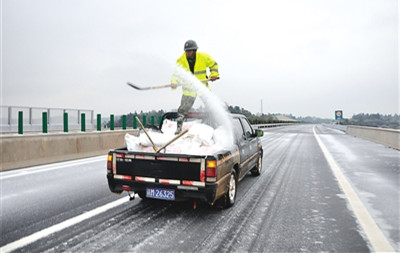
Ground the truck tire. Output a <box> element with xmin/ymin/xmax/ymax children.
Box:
<box><xmin>107</xmin><ymin>180</ymin><xmax>122</xmax><ymax>194</ymax></box>
<box><xmin>251</xmin><ymin>154</ymin><xmax>262</xmax><ymax>177</ymax></box>
<box><xmin>222</xmin><ymin>170</ymin><xmax>237</xmax><ymax>208</ymax></box>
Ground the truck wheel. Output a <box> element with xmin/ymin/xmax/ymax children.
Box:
<box><xmin>251</xmin><ymin>154</ymin><xmax>262</xmax><ymax>177</ymax></box>
<box><xmin>223</xmin><ymin>170</ymin><xmax>237</xmax><ymax>208</ymax></box>
<box><xmin>107</xmin><ymin>181</ymin><xmax>122</xmax><ymax>194</ymax></box>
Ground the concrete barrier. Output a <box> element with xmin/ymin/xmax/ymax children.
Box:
<box><xmin>347</xmin><ymin>126</ymin><xmax>400</xmax><ymax>150</ymax></box>
<box><xmin>323</xmin><ymin>124</ymin><xmax>347</xmax><ymax>132</ymax></box>
<box><xmin>2</xmin><ymin>125</ymin><xmax>397</xmax><ymax>171</ymax></box>
<box><xmin>0</xmin><ymin>130</ymin><xmax>138</xmax><ymax>171</ymax></box>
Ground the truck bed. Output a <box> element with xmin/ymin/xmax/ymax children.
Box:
<box><xmin>111</xmin><ymin>147</ymin><xmax>206</xmax><ymax>182</ymax></box>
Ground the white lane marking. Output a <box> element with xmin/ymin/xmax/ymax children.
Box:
<box><xmin>1</xmin><ymin>156</ymin><xmax>106</xmax><ymax>180</ymax></box>
<box><xmin>0</xmin><ymin>197</ymin><xmax>129</xmax><ymax>253</ymax></box>
<box><xmin>313</xmin><ymin>126</ymin><xmax>394</xmax><ymax>252</ymax></box>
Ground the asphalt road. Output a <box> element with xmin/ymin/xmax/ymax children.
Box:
<box><xmin>1</xmin><ymin>124</ymin><xmax>398</xmax><ymax>252</ymax></box>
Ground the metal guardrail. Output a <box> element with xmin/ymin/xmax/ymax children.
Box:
<box><xmin>1</xmin><ymin>105</ymin><xmax>95</xmax><ymax>133</ymax></box>
<box><xmin>252</xmin><ymin>123</ymin><xmax>296</xmax><ymax>129</ymax></box>
<box><xmin>1</xmin><ymin>105</ymin><xmax>297</xmax><ymax>135</ymax></box>
<box><xmin>0</xmin><ymin>106</ymin><xmax>162</xmax><ymax>135</ymax></box>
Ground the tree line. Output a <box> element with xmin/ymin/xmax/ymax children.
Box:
<box><xmin>341</xmin><ymin>113</ymin><xmax>399</xmax><ymax>129</ymax></box>
<box><xmin>109</xmin><ymin>106</ymin><xmax>294</xmax><ymax>128</ymax></box>
<box><xmin>108</xmin><ymin>107</ymin><xmax>399</xmax><ymax>129</ymax></box>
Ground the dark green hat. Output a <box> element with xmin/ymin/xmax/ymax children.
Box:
<box><xmin>184</xmin><ymin>40</ymin><xmax>198</xmax><ymax>51</ymax></box>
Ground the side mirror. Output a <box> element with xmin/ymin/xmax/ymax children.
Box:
<box><xmin>255</xmin><ymin>129</ymin><xmax>264</xmax><ymax>137</ymax></box>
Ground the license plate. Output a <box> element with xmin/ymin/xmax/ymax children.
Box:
<box><xmin>146</xmin><ymin>188</ymin><xmax>175</xmax><ymax>201</ymax></box>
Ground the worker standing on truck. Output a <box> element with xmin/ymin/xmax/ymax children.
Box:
<box><xmin>171</xmin><ymin>40</ymin><xmax>219</xmax><ymax>134</ymax></box>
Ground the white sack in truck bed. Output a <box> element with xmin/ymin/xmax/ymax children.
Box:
<box><xmin>125</xmin><ymin>119</ymin><xmax>231</xmax><ymax>155</ymax></box>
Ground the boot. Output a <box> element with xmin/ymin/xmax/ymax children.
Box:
<box><xmin>175</xmin><ymin>121</ymin><xmax>183</xmax><ymax>135</ymax></box>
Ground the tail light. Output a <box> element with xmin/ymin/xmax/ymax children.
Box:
<box><xmin>206</xmin><ymin>160</ymin><xmax>217</xmax><ymax>179</ymax></box>
<box><xmin>107</xmin><ymin>154</ymin><xmax>113</xmax><ymax>173</ymax></box>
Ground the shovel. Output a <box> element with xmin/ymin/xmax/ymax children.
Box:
<box><xmin>127</xmin><ymin>77</ymin><xmax>219</xmax><ymax>90</ymax></box>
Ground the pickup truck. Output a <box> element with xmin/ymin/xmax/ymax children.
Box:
<box><xmin>106</xmin><ymin>112</ymin><xmax>264</xmax><ymax>208</ymax></box>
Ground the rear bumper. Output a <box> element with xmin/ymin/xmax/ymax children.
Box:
<box><xmin>107</xmin><ymin>174</ymin><xmax>218</xmax><ymax>203</ymax></box>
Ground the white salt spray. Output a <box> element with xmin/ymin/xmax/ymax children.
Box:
<box><xmin>125</xmin><ymin>64</ymin><xmax>235</xmax><ymax>154</ymax></box>
<box><xmin>172</xmin><ymin>65</ymin><xmax>234</xmax><ymax>148</ymax></box>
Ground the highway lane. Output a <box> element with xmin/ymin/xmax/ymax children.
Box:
<box><xmin>0</xmin><ymin>156</ymin><xmax>122</xmax><ymax>246</ymax></box>
<box><xmin>0</xmin><ymin>124</ymin><xmax>398</xmax><ymax>252</ymax></box>
<box><xmin>316</xmin><ymin>125</ymin><xmax>399</xmax><ymax>249</ymax></box>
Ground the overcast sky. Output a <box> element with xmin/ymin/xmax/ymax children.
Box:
<box><xmin>1</xmin><ymin>0</ymin><xmax>398</xmax><ymax>119</ymax></box>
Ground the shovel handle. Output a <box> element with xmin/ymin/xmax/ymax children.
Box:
<box><xmin>135</xmin><ymin>116</ymin><xmax>159</xmax><ymax>152</ymax></box>
<box><xmin>156</xmin><ymin>129</ymin><xmax>189</xmax><ymax>153</ymax></box>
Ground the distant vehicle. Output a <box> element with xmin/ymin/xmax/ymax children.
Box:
<box><xmin>106</xmin><ymin>112</ymin><xmax>263</xmax><ymax>208</ymax></box>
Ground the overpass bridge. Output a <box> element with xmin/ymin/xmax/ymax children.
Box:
<box><xmin>0</xmin><ymin>107</ymin><xmax>399</xmax><ymax>252</ymax></box>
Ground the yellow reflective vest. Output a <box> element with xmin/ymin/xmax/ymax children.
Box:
<box><xmin>172</xmin><ymin>52</ymin><xmax>219</xmax><ymax>97</ymax></box>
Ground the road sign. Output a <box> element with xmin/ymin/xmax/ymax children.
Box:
<box><xmin>335</xmin><ymin>110</ymin><xmax>343</xmax><ymax>120</ymax></box>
